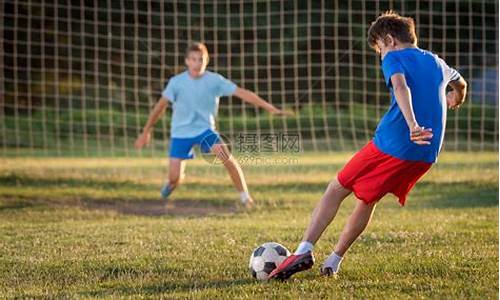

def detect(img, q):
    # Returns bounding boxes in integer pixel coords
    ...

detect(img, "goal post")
[1,0,498,157]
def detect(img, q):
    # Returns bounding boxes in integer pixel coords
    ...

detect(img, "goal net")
[1,0,498,157]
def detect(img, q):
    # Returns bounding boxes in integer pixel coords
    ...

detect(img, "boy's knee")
[211,144,233,163]
[325,178,350,201]
[328,178,344,192]
[169,175,183,187]
[222,155,238,167]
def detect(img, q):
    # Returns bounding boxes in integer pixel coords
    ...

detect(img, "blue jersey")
[373,48,461,163]
[162,70,237,138]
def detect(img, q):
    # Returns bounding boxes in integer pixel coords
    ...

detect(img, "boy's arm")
[390,73,433,145]
[446,76,467,110]
[233,87,293,116]
[135,97,169,149]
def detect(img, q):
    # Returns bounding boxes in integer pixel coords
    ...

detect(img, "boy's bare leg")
[271,181,375,279]
[320,199,377,276]
[211,143,253,207]
[268,178,351,280]
[160,158,185,199]
[302,178,352,245]
[167,158,186,190]
[333,200,376,256]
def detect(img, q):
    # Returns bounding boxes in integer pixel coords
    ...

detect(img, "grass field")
[0,151,498,299]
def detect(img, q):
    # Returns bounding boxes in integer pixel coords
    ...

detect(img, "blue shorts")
[169,129,222,160]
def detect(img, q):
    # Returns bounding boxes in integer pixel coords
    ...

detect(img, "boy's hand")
[447,90,464,110]
[135,131,151,149]
[410,125,433,145]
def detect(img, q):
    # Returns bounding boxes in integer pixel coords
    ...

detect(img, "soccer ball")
[249,242,291,280]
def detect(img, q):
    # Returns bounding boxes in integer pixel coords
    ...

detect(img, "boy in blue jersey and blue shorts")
[135,42,291,208]
[269,11,467,280]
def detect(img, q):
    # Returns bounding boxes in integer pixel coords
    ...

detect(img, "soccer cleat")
[160,184,173,200]
[267,251,315,280]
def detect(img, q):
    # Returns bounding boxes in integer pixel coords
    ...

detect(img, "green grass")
[0,152,498,299]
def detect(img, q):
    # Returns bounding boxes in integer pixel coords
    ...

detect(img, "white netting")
[1,0,498,157]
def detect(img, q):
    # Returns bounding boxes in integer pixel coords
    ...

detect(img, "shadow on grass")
[0,173,152,190]
[406,181,498,209]
[0,200,40,211]
[0,196,241,217]
[0,172,329,193]
[81,197,239,217]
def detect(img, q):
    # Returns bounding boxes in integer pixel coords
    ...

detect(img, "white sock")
[240,191,250,203]
[294,241,314,255]
[322,251,343,273]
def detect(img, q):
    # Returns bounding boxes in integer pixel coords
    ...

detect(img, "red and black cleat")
[268,251,315,280]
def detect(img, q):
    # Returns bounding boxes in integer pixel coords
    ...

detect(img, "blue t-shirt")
[162,70,237,138]
[373,48,461,163]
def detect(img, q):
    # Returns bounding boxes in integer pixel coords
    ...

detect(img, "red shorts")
[337,141,432,206]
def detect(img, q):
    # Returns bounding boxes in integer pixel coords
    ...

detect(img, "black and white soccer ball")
[249,242,291,280]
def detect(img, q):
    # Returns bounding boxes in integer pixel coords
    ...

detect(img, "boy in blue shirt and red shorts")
[269,11,467,280]
[135,42,291,208]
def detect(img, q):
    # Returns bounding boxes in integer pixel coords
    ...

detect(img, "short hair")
[185,42,209,62]
[367,10,418,51]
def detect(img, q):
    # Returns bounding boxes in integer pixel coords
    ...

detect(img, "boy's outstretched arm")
[446,77,467,110]
[233,87,294,116]
[135,97,169,149]
[390,73,433,145]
